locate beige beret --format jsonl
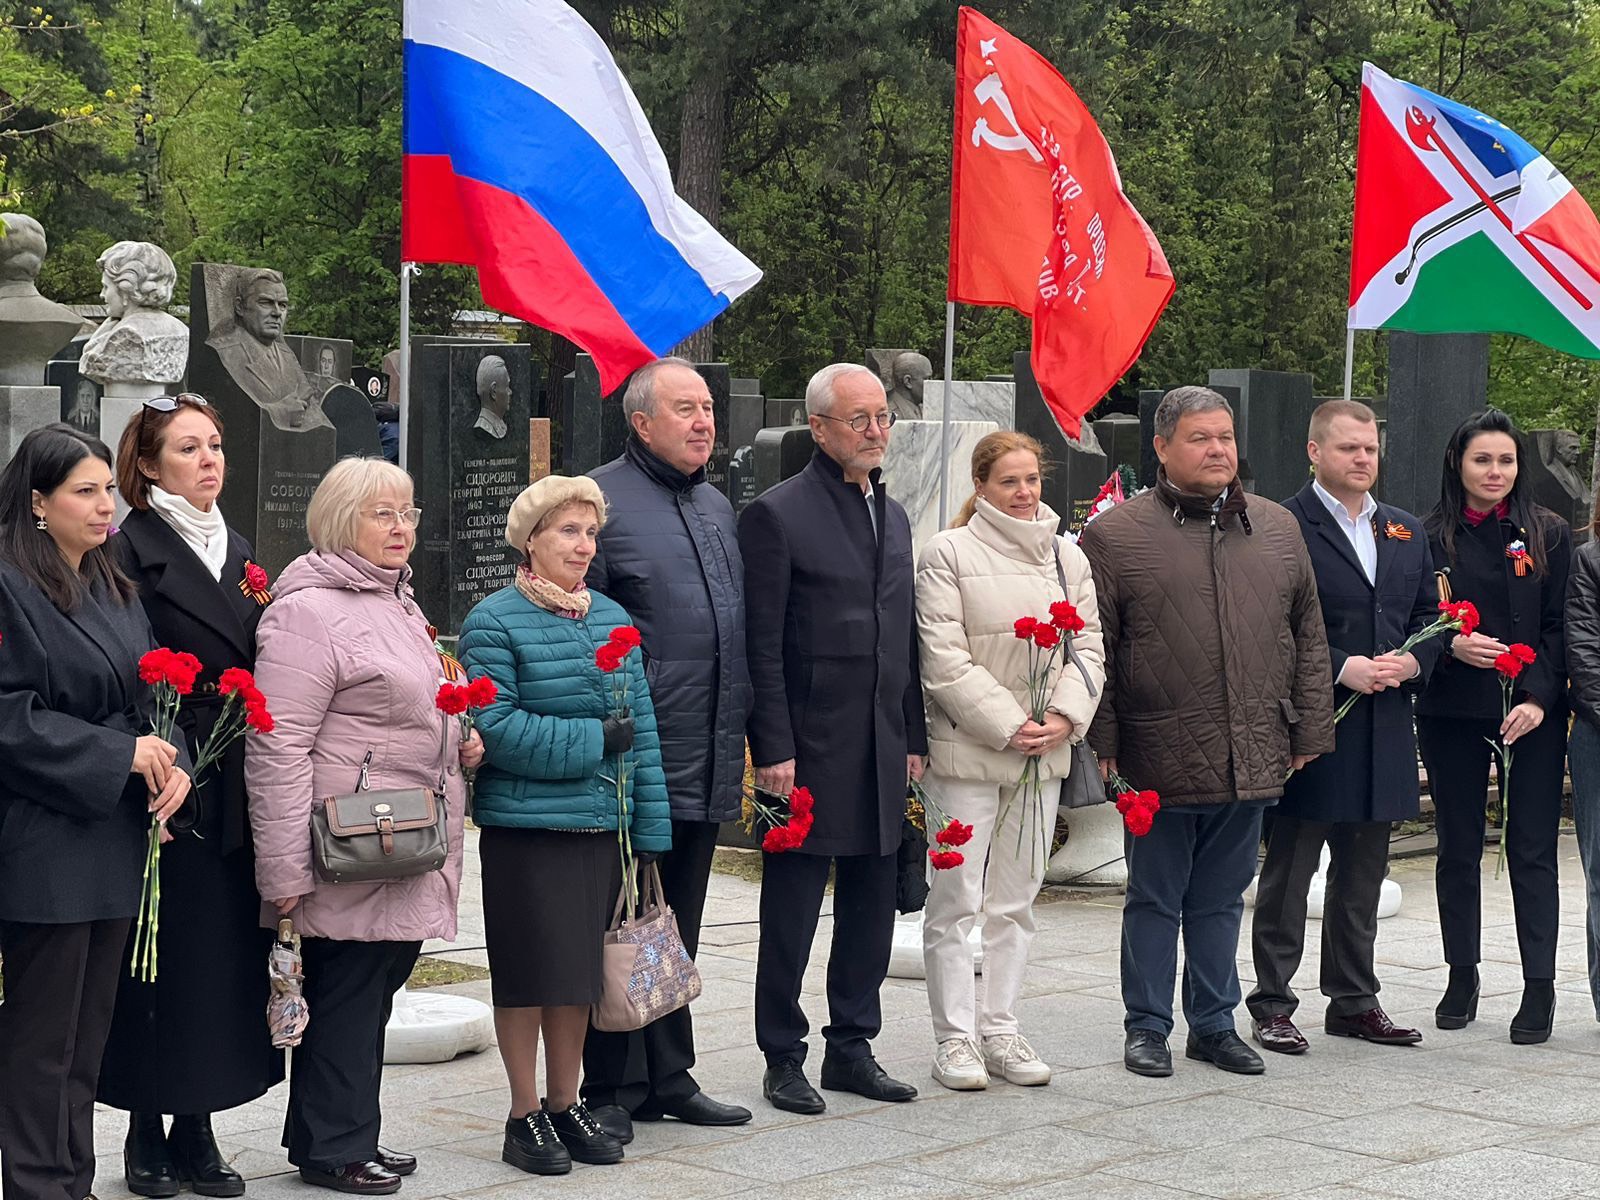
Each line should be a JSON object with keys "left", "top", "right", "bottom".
{"left": 504, "top": 475, "right": 608, "bottom": 551}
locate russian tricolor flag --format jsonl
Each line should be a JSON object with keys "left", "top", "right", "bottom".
{"left": 402, "top": 0, "right": 762, "bottom": 392}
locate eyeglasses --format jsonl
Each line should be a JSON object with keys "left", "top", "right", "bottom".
{"left": 816, "top": 411, "right": 896, "bottom": 434}
{"left": 365, "top": 506, "right": 423, "bottom": 528}
{"left": 143, "top": 394, "right": 209, "bottom": 412}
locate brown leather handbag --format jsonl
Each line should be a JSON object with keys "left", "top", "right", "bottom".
{"left": 310, "top": 717, "right": 450, "bottom": 884}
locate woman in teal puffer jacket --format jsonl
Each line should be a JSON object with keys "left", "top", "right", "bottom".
{"left": 459, "top": 474, "right": 670, "bottom": 1178}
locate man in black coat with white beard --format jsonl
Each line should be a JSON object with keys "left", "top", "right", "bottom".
{"left": 740, "top": 362, "right": 927, "bottom": 1114}
{"left": 1249, "top": 399, "right": 1443, "bottom": 1054}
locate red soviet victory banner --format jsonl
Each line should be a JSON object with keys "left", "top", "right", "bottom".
{"left": 949, "top": 7, "right": 1174, "bottom": 437}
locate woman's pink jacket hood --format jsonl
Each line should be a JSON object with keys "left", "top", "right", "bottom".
{"left": 246, "top": 549, "right": 465, "bottom": 942}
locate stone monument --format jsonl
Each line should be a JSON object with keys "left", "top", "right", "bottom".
{"left": 1526, "top": 428, "right": 1592, "bottom": 543}
{"left": 79, "top": 240, "right": 190, "bottom": 456}
{"left": 868, "top": 348, "right": 933, "bottom": 420}
{"left": 0, "top": 213, "right": 82, "bottom": 457}
{"left": 1011, "top": 352, "right": 1109, "bottom": 534}
{"left": 203, "top": 265, "right": 330, "bottom": 433}
{"left": 881, "top": 419, "right": 1001, "bottom": 549}
{"left": 923, "top": 379, "right": 1015, "bottom": 428}
{"left": 753, "top": 425, "right": 814, "bottom": 496}
{"left": 407, "top": 341, "right": 536, "bottom": 632}
{"left": 766, "top": 398, "right": 807, "bottom": 428}
{"left": 1207, "top": 368, "right": 1316, "bottom": 503}
{"left": 319, "top": 383, "right": 384, "bottom": 461}
{"left": 1092, "top": 413, "right": 1142, "bottom": 482}
{"left": 1384, "top": 333, "right": 1490, "bottom": 519}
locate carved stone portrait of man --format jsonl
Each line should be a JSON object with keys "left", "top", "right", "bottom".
{"left": 881, "top": 350, "right": 933, "bottom": 421}
{"left": 0, "top": 213, "right": 85, "bottom": 386}
{"left": 68, "top": 379, "right": 100, "bottom": 431}
{"left": 473, "top": 354, "right": 512, "bottom": 440}
{"left": 206, "top": 268, "right": 329, "bottom": 432}
{"left": 80, "top": 241, "right": 188, "bottom": 387}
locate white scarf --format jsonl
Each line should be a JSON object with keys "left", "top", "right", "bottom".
{"left": 148, "top": 486, "right": 230, "bottom": 581}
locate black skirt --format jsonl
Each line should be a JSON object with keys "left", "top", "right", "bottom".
{"left": 480, "top": 827, "right": 624, "bottom": 1008}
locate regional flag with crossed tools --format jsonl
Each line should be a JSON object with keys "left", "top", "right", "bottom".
{"left": 1348, "top": 63, "right": 1600, "bottom": 358}
{"left": 948, "top": 7, "right": 1174, "bottom": 438}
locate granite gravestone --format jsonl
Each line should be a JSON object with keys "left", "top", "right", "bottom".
{"left": 695, "top": 363, "right": 733, "bottom": 495}
{"left": 882, "top": 419, "right": 1001, "bottom": 549}
{"left": 729, "top": 444, "right": 758, "bottom": 514}
{"left": 320, "top": 383, "right": 384, "bottom": 460}
{"left": 1207, "top": 369, "right": 1315, "bottom": 502}
{"left": 408, "top": 342, "right": 536, "bottom": 632}
{"left": 1093, "top": 413, "right": 1142, "bottom": 481}
{"left": 1012, "top": 352, "right": 1109, "bottom": 533}
{"left": 729, "top": 380, "right": 765, "bottom": 454}
{"left": 754, "top": 426, "right": 814, "bottom": 495}
{"left": 1525, "top": 428, "right": 1592, "bottom": 544}
{"left": 188, "top": 262, "right": 339, "bottom": 576}
{"left": 766, "top": 399, "right": 807, "bottom": 428}
{"left": 47, "top": 357, "right": 102, "bottom": 436}
{"left": 923, "top": 380, "right": 1016, "bottom": 428}
{"left": 1137, "top": 390, "right": 1163, "bottom": 487}
{"left": 1384, "top": 333, "right": 1490, "bottom": 519}
{"left": 568, "top": 355, "right": 628, "bottom": 472}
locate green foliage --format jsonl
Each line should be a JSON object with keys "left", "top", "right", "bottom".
{"left": 0, "top": 0, "right": 1595, "bottom": 428}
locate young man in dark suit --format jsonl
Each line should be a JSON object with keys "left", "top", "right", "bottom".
{"left": 739, "top": 362, "right": 928, "bottom": 1114}
{"left": 1249, "top": 398, "right": 1444, "bottom": 1053}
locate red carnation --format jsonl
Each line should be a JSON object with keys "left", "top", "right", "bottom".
{"left": 1014, "top": 616, "right": 1038, "bottom": 639}
{"left": 595, "top": 643, "right": 625, "bottom": 673}
{"left": 435, "top": 683, "right": 469, "bottom": 715}
{"left": 936, "top": 819, "right": 974, "bottom": 847}
{"left": 608, "top": 626, "right": 643, "bottom": 651}
{"left": 789, "top": 787, "right": 814, "bottom": 819}
{"left": 1124, "top": 807, "right": 1155, "bottom": 837}
{"left": 218, "top": 667, "right": 255, "bottom": 696}
{"left": 1049, "top": 601, "right": 1084, "bottom": 633}
{"left": 929, "top": 849, "right": 965, "bottom": 870}
{"left": 1114, "top": 790, "right": 1139, "bottom": 814}
{"left": 1032, "top": 625, "right": 1061, "bottom": 650}
{"left": 244, "top": 562, "right": 270, "bottom": 593}
{"left": 1138, "top": 790, "right": 1161, "bottom": 813}
{"left": 1510, "top": 643, "right": 1536, "bottom": 665}
{"left": 245, "top": 705, "right": 275, "bottom": 733}
{"left": 139, "top": 648, "right": 174, "bottom": 684}
{"left": 1493, "top": 652, "right": 1527, "bottom": 679}
{"left": 465, "top": 676, "right": 499, "bottom": 708}
{"left": 1441, "top": 600, "right": 1480, "bottom": 638}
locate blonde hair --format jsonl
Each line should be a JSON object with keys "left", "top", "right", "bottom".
{"left": 306, "top": 456, "right": 415, "bottom": 553}
{"left": 951, "top": 431, "right": 1049, "bottom": 527}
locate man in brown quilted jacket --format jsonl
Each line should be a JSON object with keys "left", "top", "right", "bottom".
{"left": 1078, "top": 386, "right": 1335, "bottom": 1079}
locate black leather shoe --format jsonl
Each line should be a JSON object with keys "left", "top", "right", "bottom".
{"left": 636, "top": 1091, "right": 753, "bottom": 1126}
{"left": 1436, "top": 964, "right": 1480, "bottom": 1030}
{"left": 545, "top": 1100, "right": 624, "bottom": 1165}
{"left": 586, "top": 1103, "right": 634, "bottom": 1144}
{"left": 1123, "top": 1030, "right": 1173, "bottom": 1077}
{"left": 297, "top": 1162, "right": 402, "bottom": 1195}
{"left": 820, "top": 1054, "right": 918, "bottom": 1102}
{"left": 502, "top": 1112, "right": 571, "bottom": 1176}
{"left": 372, "top": 1146, "right": 415, "bottom": 1177}
{"left": 1325, "top": 1007, "right": 1422, "bottom": 1046}
{"left": 125, "top": 1112, "right": 179, "bottom": 1198}
{"left": 168, "top": 1114, "right": 244, "bottom": 1197}
{"left": 1185, "top": 1030, "right": 1265, "bottom": 1075}
{"left": 1510, "top": 979, "right": 1556, "bottom": 1045}
{"left": 1251, "top": 1014, "right": 1309, "bottom": 1055}
{"left": 763, "top": 1058, "right": 826, "bottom": 1114}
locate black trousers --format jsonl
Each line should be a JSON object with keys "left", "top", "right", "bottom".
{"left": 1248, "top": 817, "right": 1390, "bottom": 1021}
{"left": 282, "top": 938, "right": 420, "bottom": 1171}
{"left": 754, "top": 849, "right": 897, "bottom": 1066}
{"left": 1418, "top": 714, "right": 1566, "bottom": 979}
{"left": 582, "top": 818, "right": 720, "bottom": 1111}
{"left": 0, "top": 916, "right": 131, "bottom": 1200}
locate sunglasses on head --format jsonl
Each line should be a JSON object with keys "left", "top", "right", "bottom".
{"left": 143, "top": 393, "right": 209, "bottom": 412}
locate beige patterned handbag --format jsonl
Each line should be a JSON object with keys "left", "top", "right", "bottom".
{"left": 592, "top": 863, "right": 703, "bottom": 1032}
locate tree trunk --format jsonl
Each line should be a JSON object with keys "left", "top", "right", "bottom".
{"left": 671, "top": 55, "right": 727, "bottom": 364}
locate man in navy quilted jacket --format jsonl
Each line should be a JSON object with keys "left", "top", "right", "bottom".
{"left": 580, "top": 357, "right": 754, "bottom": 1140}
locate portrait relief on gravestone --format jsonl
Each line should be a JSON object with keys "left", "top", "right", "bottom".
{"left": 0, "top": 213, "right": 86, "bottom": 386}
{"left": 202, "top": 266, "right": 330, "bottom": 432}
{"left": 1527, "top": 427, "right": 1593, "bottom": 538}
{"left": 79, "top": 241, "right": 188, "bottom": 386}
{"left": 473, "top": 355, "right": 512, "bottom": 440}
{"left": 875, "top": 350, "right": 934, "bottom": 421}
{"left": 69, "top": 380, "right": 100, "bottom": 431}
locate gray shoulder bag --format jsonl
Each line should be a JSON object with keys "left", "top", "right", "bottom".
{"left": 1053, "top": 543, "right": 1108, "bottom": 809}
{"left": 310, "top": 715, "right": 450, "bottom": 883}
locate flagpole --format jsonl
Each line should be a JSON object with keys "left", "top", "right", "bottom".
{"left": 398, "top": 261, "right": 415, "bottom": 470}
{"left": 1341, "top": 325, "right": 1355, "bottom": 401}
{"left": 938, "top": 301, "right": 957, "bottom": 527}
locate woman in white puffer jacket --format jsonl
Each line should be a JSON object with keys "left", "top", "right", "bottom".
{"left": 915, "top": 431, "right": 1105, "bottom": 1092}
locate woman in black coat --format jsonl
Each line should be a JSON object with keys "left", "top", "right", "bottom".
{"left": 0, "top": 424, "right": 191, "bottom": 1200}
{"left": 98, "top": 396, "right": 284, "bottom": 1198}
{"left": 1417, "top": 409, "right": 1570, "bottom": 1045}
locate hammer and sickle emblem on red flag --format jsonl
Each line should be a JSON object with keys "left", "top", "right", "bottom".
{"left": 971, "top": 74, "right": 1044, "bottom": 162}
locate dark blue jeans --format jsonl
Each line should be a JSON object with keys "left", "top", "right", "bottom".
{"left": 1122, "top": 800, "right": 1266, "bottom": 1038}
{"left": 1565, "top": 717, "right": 1600, "bottom": 1019}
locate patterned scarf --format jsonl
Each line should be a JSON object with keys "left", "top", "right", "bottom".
{"left": 1462, "top": 499, "right": 1510, "bottom": 527}
{"left": 515, "top": 564, "right": 591, "bottom": 619}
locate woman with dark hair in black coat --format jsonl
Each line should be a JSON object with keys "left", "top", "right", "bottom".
{"left": 97, "top": 395, "right": 285, "bottom": 1198}
{"left": 1417, "top": 409, "right": 1570, "bottom": 1045}
{"left": 0, "top": 423, "right": 192, "bottom": 1200}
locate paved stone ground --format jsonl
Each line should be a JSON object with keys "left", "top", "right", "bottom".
{"left": 88, "top": 829, "right": 1600, "bottom": 1199}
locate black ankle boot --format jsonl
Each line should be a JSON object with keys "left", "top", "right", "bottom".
{"left": 1510, "top": 979, "right": 1556, "bottom": 1045}
{"left": 125, "top": 1112, "right": 178, "bottom": 1199}
{"left": 1435, "top": 965, "right": 1480, "bottom": 1030}
{"left": 169, "top": 1113, "right": 245, "bottom": 1197}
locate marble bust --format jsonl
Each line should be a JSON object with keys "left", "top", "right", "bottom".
{"left": 206, "top": 268, "right": 329, "bottom": 432}
{"left": 80, "top": 241, "right": 188, "bottom": 387}
{"left": 882, "top": 350, "right": 933, "bottom": 421}
{"left": 473, "top": 355, "right": 511, "bottom": 440}
{"left": 0, "top": 213, "right": 85, "bottom": 386}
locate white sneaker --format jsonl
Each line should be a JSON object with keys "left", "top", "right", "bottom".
{"left": 932, "top": 1037, "right": 989, "bottom": 1090}
{"left": 981, "top": 1033, "right": 1052, "bottom": 1086}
